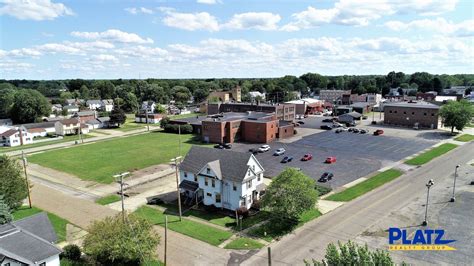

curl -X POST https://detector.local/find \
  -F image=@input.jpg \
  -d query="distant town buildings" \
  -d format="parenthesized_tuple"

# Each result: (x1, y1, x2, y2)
(207, 86, 242, 103)
(319, 90, 351, 103)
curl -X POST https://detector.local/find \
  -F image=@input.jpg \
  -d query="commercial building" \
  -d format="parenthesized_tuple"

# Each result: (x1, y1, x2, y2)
(384, 101, 440, 129)
(179, 146, 265, 211)
(207, 86, 242, 103)
(171, 111, 295, 144)
(319, 90, 351, 103)
(285, 98, 324, 115)
(207, 102, 296, 121)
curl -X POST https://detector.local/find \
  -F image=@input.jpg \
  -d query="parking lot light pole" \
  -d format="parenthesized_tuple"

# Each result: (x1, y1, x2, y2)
(450, 165, 460, 202)
(422, 179, 434, 226)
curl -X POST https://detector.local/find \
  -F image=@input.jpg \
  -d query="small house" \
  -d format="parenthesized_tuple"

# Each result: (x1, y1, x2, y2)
(0, 126, 34, 147)
(55, 118, 80, 136)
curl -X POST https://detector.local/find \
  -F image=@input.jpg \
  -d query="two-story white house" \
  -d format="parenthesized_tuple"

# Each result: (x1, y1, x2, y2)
(0, 126, 33, 147)
(86, 99, 114, 112)
(179, 146, 266, 211)
(54, 118, 89, 136)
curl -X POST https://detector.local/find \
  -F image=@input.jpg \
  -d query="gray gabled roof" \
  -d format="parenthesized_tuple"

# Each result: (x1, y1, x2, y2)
(86, 99, 102, 105)
(97, 116, 110, 123)
(0, 212, 61, 265)
(180, 146, 255, 183)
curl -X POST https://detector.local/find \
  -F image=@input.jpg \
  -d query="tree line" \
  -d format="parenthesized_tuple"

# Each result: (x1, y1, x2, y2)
(1, 72, 473, 123)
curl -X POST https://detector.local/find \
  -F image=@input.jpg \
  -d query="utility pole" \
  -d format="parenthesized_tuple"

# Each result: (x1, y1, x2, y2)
(450, 165, 460, 202)
(267, 247, 272, 266)
(171, 157, 183, 221)
(178, 124, 182, 158)
(21, 151, 32, 208)
(114, 172, 129, 223)
(164, 215, 168, 266)
(146, 107, 150, 131)
(422, 179, 434, 226)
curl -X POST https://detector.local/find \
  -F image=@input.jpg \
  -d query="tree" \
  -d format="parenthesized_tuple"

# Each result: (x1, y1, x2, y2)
(300, 73, 328, 91)
(83, 213, 160, 265)
(160, 116, 170, 129)
(109, 107, 127, 127)
(0, 195, 13, 224)
(172, 86, 191, 104)
(0, 85, 15, 118)
(262, 168, 318, 224)
(154, 104, 166, 114)
(304, 241, 395, 265)
(10, 89, 51, 123)
(0, 155, 28, 210)
(439, 100, 474, 134)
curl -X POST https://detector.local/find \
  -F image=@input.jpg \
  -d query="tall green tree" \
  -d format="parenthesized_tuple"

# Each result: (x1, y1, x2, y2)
(83, 213, 160, 265)
(0, 85, 16, 118)
(0, 155, 28, 210)
(109, 107, 127, 127)
(439, 100, 474, 134)
(262, 168, 318, 224)
(172, 86, 191, 104)
(304, 241, 395, 266)
(10, 89, 51, 124)
(0, 195, 13, 224)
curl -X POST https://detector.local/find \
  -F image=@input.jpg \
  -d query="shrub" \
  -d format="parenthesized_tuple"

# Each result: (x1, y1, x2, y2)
(61, 244, 82, 261)
(164, 123, 193, 134)
(236, 207, 249, 218)
(315, 185, 332, 196)
(251, 199, 261, 210)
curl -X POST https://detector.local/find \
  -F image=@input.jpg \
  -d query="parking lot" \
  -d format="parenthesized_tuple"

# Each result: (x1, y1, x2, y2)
(232, 129, 437, 188)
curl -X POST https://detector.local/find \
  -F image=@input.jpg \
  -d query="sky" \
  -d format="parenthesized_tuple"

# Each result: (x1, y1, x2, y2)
(0, 0, 473, 80)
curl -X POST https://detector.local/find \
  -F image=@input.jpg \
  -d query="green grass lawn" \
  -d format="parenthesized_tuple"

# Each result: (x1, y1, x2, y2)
(0, 134, 94, 153)
(454, 134, 474, 142)
(95, 194, 121, 205)
(28, 132, 209, 183)
(134, 206, 233, 246)
(326, 169, 403, 202)
(248, 208, 322, 241)
(12, 206, 69, 242)
(405, 143, 458, 166)
(224, 237, 265, 250)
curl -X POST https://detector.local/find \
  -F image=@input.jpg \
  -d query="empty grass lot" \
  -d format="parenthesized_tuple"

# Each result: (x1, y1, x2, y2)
(134, 206, 233, 246)
(0, 134, 93, 153)
(12, 206, 69, 242)
(95, 194, 121, 205)
(405, 143, 458, 166)
(454, 134, 474, 142)
(326, 169, 403, 202)
(28, 132, 208, 183)
(224, 237, 265, 250)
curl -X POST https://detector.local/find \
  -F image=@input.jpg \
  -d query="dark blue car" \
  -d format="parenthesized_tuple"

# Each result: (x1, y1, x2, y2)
(281, 156, 293, 163)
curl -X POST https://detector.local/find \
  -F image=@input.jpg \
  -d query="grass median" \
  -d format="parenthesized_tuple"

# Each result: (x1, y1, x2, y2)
(95, 194, 121, 205)
(134, 206, 233, 246)
(224, 237, 264, 250)
(12, 206, 69, 242)
(405, 143, 458, 166)
(454, 134, 474, 142)
(326, 169, 403, 202)
(28, 132, 210, 183)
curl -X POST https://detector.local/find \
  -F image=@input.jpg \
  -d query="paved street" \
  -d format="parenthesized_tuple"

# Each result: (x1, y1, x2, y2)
(241, 141, 474, 265)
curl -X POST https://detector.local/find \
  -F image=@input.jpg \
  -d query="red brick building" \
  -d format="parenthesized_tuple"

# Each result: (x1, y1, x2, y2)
(207, 103, 296, 121)
(384, 101, 440, 129)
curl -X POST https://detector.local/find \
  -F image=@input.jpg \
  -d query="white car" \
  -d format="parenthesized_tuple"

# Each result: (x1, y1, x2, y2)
(273, 148, 286, 156)
(258, 145, 271, 153)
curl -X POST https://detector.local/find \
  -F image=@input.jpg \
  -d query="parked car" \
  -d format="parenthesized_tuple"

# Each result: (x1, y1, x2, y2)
(258, 145, 271, 152)
(352, 128, 360, 133)
(273, 148, 286, 156)
(335, 129, 342, 133)
(332, 122, 343, 128)
(362, 115, 368, 120)
(322, 118, 333, 123)
(223, 143, 232, 149)
(373, 129, 384, 136)
(359, 129, 367, 134)
(249, 148, 259, 154)
(325, 156, 337, 164)
(341, 127, 349, 132)
(214, 144, 224, 149)
(297, 121, 305, 125)
(320, 125, 333, 130)
(281, 156, 293, 163)
(318, 172, 334, 182)
(301, 154, 313, 161)
(346, 121, 356, 127)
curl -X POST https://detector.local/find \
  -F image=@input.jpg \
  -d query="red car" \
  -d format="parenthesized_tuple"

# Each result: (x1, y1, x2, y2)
(301, 154, 313, 161)
(325, 156, 337, 164)
(373, 129, 384, 136)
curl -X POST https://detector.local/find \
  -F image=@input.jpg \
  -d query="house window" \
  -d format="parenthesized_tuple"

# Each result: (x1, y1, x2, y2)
(258, 174, 261, 182)
(205, 177, 209, 186)
(4, 263, 10, 266)
(241, 196, 246, 206)
(206, 168, 210, 174)
(211, 179, 215, 188)
(247, 179, 252, 189)
(431, 113, 434, 116)
(389, 110, 392, 113)
(206, 192, 212, 197)
(233, 182, 237, 191)
(194, 176, 198, 182)
(252, 165, 255, 171)
(394, 111, 397, 113)
(248, 170, 251, 176)
(184, 172, 188, 178)
(412, 112, 415, 115)
(215, 193, 221, 203)
(424, 113, 427, 116)
(39, 263, 46, 266)
(403, 111, 406, 114)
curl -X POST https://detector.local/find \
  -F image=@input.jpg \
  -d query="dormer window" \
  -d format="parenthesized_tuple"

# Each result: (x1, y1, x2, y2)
(207, 168, 211, 174)
(248, 170, 251, 176)
(184, 172, 188, 178)
(252, 165, 255, 171)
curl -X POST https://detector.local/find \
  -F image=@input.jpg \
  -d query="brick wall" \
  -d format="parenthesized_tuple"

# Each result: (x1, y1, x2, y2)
(384, 106, 439, 129)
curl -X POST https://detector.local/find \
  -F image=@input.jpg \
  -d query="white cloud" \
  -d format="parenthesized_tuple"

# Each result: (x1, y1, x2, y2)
(223, 12, 281, 31)
(282, 0, 459, 31)
(91, 54, 118, 63)
(0, 0, 73, 21)
(196, 0, 221, 4)
(384, 18, 474, 37)
(162, 11, 219, 31)
(36, 43, 82, 54)
(71, 29, 154, 44)
(116, 46, 168, 58)
(124, 7, 154, 15)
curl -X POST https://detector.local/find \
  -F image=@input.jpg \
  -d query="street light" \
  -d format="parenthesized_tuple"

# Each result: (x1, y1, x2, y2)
(422, 179, 434, 226)
(113, 172, 130, 223)
(450, 165, 461, 202)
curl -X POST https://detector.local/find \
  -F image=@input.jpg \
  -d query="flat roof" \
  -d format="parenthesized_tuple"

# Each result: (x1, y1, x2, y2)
(384, 101, 440, 109)
(172, 111, 274, 125)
